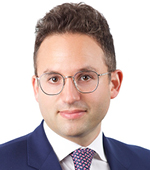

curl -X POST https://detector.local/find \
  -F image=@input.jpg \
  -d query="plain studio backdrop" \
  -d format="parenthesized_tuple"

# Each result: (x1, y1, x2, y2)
(0, 0, 150, 149)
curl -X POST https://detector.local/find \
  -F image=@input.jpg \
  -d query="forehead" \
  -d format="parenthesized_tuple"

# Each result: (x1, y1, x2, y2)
(37, 33, 107, 75)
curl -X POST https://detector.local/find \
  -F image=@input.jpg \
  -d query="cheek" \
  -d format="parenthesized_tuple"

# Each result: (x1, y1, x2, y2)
(87, 86, 111, 118)
(37, 93, 56, 121)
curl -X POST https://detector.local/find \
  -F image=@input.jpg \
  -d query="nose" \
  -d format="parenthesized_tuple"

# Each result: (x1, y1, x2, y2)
(60, 77, 81, 104)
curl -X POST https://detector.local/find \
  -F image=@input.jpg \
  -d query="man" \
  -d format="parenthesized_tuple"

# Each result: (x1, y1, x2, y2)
(0, 2, 150, 170)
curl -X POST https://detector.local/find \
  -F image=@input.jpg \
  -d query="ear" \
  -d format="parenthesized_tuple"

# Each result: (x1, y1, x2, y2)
(110, 69, 123, 99)
(32, 75, 39, 102)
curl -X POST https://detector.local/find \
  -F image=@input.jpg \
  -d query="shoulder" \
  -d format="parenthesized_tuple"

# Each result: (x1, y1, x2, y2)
(104, 135, 150, 167)
(0, 121, 44, 156)
(0, 134, 29, 152)
(0, 122, 45, 169)
(0, 133, 30, 169)
(106, 136, 150, 154)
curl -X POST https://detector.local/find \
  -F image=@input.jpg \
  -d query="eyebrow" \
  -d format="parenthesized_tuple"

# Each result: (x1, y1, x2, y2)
(43, 69, 60, 74)
(43, 66, 97, 75)
(77, 66, 97, 72)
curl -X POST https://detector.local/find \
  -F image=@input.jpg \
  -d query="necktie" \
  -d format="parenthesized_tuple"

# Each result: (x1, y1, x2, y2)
(70, 148, 95, 170)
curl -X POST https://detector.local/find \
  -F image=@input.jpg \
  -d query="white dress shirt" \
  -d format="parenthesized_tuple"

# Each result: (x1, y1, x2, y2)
(44, 121, 110, 170)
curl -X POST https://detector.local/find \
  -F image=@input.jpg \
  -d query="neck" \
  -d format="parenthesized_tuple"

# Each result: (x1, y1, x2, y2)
(62, 124, 101, 147)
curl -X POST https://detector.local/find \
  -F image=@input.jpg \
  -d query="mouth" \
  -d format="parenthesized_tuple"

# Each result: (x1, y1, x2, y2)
(58, 109, 87, 120)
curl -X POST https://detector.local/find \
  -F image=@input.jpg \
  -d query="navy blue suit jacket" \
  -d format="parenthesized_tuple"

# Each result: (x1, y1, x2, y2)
(0, 121, 150, 170)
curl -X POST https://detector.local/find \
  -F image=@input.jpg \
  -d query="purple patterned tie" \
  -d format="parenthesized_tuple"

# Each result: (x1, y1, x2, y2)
(70, 148, 95, 170)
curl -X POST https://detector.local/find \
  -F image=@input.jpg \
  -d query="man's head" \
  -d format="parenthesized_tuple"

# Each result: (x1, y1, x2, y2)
(32, 3, 123, 146)
(33, 2, 116, 77)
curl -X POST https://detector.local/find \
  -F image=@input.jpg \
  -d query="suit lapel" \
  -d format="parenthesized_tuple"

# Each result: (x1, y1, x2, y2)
(27, 121, 62, 170)
(103, 134, 131, 170)
(26, 121, 135, 170)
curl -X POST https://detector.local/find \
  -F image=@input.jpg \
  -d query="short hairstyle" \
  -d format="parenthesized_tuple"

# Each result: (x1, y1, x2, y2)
(34, 2, 116, 76)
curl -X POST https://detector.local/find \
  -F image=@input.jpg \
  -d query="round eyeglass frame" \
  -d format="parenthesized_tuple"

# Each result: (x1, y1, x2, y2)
(36, 71, 111, 96)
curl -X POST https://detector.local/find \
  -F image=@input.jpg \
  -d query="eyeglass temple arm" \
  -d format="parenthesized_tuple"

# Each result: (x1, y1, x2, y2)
(98, 72, 111, 77)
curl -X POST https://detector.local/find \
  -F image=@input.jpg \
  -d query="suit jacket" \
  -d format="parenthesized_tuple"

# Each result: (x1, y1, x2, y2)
(0, 121, 150, 170)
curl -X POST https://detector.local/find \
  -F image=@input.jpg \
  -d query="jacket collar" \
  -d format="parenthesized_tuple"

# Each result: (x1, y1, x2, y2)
(27, 121, 132, 170)
(27, 121, 62, 170)
(103, 134, 131, 170)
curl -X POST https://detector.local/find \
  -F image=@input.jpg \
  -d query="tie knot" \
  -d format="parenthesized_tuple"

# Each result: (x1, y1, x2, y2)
(70, 148, 95, 170)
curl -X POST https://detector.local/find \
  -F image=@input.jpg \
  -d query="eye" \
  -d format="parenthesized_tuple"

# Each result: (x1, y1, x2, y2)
(80, 75, 92, 81)
(46, 74, 62, 84)
(49, 76, 59, 83)
(75, 71, 97, 83)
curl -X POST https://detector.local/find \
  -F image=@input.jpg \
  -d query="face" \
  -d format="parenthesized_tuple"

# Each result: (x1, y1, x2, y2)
(32, 33, 122, 146)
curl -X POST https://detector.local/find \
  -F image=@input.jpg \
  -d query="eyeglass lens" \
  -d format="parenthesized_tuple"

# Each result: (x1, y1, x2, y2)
(38, 71, 100, 95)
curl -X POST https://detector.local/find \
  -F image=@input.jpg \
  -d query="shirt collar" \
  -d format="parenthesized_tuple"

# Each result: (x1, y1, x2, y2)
(43, 121, 107, 162)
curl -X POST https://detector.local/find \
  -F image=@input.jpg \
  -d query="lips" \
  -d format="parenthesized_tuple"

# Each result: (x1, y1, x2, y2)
(59, 109, 86, 119)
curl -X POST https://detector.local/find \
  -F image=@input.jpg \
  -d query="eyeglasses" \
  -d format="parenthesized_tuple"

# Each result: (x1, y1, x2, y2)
(36, 70, 110, 95)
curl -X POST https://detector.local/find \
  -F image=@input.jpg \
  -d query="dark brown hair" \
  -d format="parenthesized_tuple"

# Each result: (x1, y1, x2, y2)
(34, 2, 116, 76)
